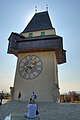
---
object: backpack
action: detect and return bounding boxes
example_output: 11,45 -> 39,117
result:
34,94 -> 37,99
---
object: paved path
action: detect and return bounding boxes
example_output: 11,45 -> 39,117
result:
0,100 -> 80,120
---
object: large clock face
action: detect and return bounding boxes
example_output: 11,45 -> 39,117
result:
18,55 -> 43,80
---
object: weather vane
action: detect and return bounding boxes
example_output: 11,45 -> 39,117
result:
35,6 -> 37,13
46,4 -> 48,11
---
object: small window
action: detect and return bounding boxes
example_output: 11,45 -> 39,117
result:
28,33 -> 33,38
41,32 -> 45,36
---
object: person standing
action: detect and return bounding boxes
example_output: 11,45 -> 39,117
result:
31,92 -> 37,100
0,91 -> 4,105
18,91 -> 21,102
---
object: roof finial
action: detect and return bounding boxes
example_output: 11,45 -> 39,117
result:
46,4 -> 48,11
35,6 -> 37,13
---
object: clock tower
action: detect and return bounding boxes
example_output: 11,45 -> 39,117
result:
8,11 -> 66,102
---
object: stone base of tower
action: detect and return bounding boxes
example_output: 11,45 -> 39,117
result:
13,51 -> 60,102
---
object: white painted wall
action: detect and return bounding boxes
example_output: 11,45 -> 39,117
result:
21,29 -> 56,38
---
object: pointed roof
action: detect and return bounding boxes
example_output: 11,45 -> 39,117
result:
22,11 -> 54,33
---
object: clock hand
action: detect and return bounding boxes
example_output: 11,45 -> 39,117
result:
29,60 -> 36,68
25,65 -> 31,72
22,67 -> 29,76
23,60 -> 36,74
31,60 -> 36,65
24,64 -> 33,73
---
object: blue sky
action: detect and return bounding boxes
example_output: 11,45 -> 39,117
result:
0,0 -> 80,93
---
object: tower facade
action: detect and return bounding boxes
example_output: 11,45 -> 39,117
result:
8,11 -> 66,102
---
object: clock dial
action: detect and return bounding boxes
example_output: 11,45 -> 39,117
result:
18,55 -> 43,80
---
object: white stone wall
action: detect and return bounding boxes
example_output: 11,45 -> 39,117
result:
14,51 -> 59,102
21,29 -> 56,38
